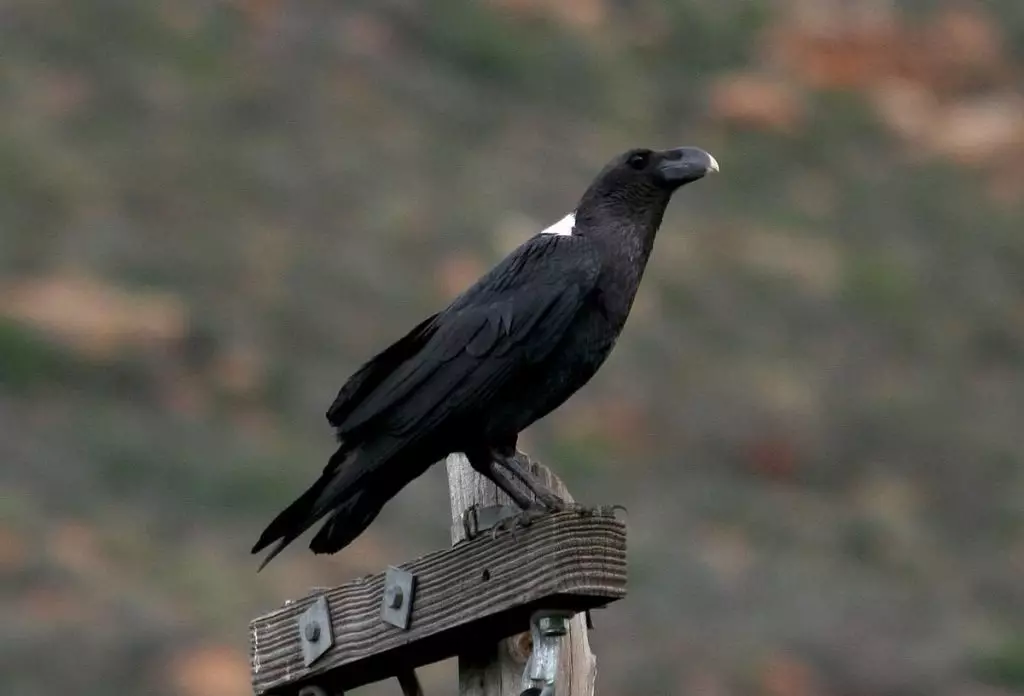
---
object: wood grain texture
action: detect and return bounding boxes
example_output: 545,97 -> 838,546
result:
446,453 -> 600,696
249,503 -> 625,696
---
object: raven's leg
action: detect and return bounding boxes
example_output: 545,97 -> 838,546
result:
495,450 -> 626,519
465,450 -> 536,510
492,450 -> 567,510
464,449 -> 550,539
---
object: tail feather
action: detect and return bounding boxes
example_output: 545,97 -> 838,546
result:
251,476 -> 328,554
255,536 -> 292,572
308,487 -> 389,555
252,448 -> 353,571
252,445 -> 414,570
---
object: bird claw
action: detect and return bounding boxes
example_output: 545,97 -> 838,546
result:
563,503 -> 628,518
490,505 -> 548,541
536,492 -> 569,511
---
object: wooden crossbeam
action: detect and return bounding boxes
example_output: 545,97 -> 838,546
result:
249,510 -> 627,696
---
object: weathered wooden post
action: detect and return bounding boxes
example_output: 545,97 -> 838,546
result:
446,453 -> 599,696
248,452 -> 626,696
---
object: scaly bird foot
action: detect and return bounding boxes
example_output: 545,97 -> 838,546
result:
562,503 -> 628,518
536,491 -> 569,511
490,504 -> 549,541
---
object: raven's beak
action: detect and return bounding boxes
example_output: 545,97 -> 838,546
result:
657,147 -> 719,186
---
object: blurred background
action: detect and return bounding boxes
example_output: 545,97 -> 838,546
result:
2,0 -> 1023,694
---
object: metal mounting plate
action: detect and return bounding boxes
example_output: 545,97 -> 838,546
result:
462,504 -> 518,539
298,595 -> 334,667
381,566 -> 416,629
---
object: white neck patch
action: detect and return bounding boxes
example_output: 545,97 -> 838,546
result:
540,212 -> 575,237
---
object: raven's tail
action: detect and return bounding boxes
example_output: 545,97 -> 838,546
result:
251,447 -> 356,571
308,485 -> 390,556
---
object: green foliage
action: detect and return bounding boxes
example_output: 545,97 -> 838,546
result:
543,433 -> 604,479
0,320 -> 84,390
657,0 -> 772,70
841,252 -> 919,322
974,636 -> 1024,690
412,0 -> 602,108
2,1 -> 1024,695
84,410 -> 310,517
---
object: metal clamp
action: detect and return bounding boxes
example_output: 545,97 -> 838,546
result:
297,595 -> 334,667
297,687 -> 333,696
461,504 -> 518,540
520,610 -> 573,696
381,566 -> 416,629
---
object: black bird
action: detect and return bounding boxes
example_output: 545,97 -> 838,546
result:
252,145 -> 718,570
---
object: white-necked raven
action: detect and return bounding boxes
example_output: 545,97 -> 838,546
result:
252,146 -> 718,569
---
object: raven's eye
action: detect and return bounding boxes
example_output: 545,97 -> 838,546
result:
627,152 -> 649,170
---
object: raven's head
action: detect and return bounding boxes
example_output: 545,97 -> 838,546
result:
602,146 -> 718,192
575,146 -> 718,236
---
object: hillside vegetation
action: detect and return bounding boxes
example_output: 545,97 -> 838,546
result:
2,1 -> 1023,694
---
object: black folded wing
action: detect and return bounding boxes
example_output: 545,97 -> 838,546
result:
325,233 -> 603,444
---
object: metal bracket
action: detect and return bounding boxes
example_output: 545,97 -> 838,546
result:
297,595 -> 334,667
381,566 -> 416,629
297,687 -> 334,696
520,609 -> 574,696
461,504 -> 518,540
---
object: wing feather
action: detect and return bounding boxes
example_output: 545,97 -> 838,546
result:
325,313 -> 440,428
328,234 -> 602,443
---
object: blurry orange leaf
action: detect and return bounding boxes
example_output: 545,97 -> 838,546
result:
0,524 -> 28,571
169,645 -> 250,696
47,521 -> 102,575
21,586 -> 88,624
925,6 -> 1006,77
213,344 -> 267,398
925,94 -> 1024,166
0,272 -> 188,361
709,73 -> 806,133
759,652 -> 824,696
744,435 -> 800,482
437,252 -> 487,298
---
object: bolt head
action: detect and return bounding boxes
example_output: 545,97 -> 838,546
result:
537,616 -> 568,636
304,622 -> 321,642
384,584 -> 404,609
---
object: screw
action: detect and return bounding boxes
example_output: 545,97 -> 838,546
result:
537,616 -> 568,636
384,584 -> 404,609
304,622 -> 321,642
